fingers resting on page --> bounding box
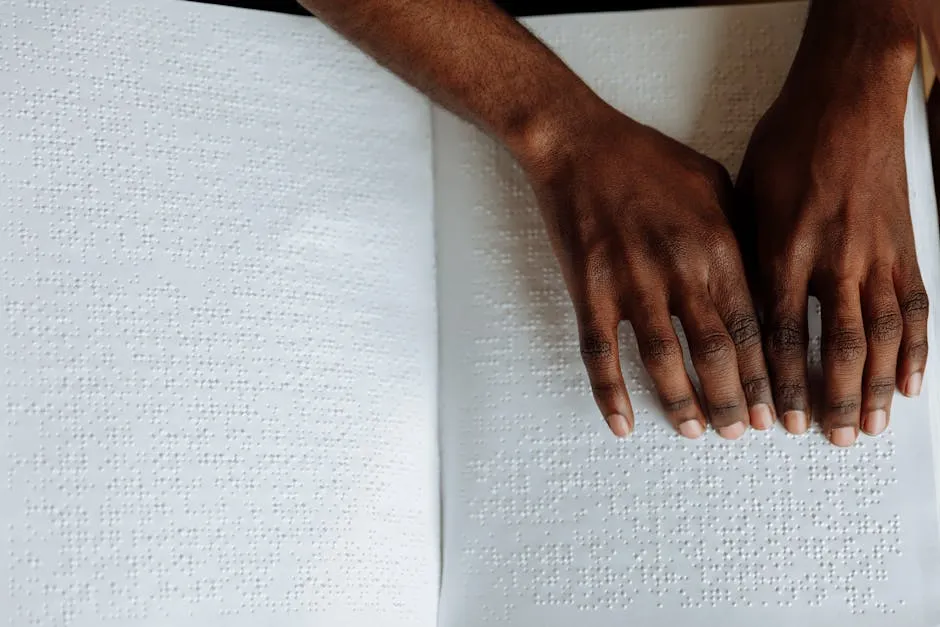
[520,104,773,442]
[734,25,928,447]
[520,29,928,446]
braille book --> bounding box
[2,1,939,626]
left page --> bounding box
[0,2,439,626]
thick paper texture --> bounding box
[434,4,940,626]
[0,2,439,626]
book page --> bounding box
[1,2,438,626]
[433,4,940,626]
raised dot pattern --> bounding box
[433,6,940,626]
[2,2,439,626]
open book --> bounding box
[2,1,940,626]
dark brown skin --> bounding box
[527,106,772,440]
[298,0,772,439]
[916,0,940,65]
[918,0,940,202]
[299,0,933,444]
[736,0,929,446]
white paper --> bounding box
[434,4,940,626]
[0,2,439,626]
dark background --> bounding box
[186,0,699,17]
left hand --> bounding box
[735,6,929,446]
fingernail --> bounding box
[717,421,746,440]
[830,426,857,447]
[783,410,808,435]
[905,372,923,397]
[864,409,887,435]
[607,413,631,438]
[750,403,774,430]
[678,419,704,439]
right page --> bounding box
[433,3,940,626]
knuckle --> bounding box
[867,309,903,343]
[725,312,762,349]
[590,380,624,396]
[824,326,866,363]
[688,161,725,196]
[766,316,805,358]
[672,260,709,287]
[824,257,860,282]
[900,290,930,323]
[709,399,743,418]
[579,259,614,296]
[905,338,929,362]
[580,331,614,365]
[771,243,812,281]
[661,394,695,413]
[741,375,771,400]
[816,229,859,277]
[705,232,738,263]
[775,380,808,408]
[868,376,896,398]
[828,397,861,416]
[691,331,735,365]
[639,332,682,365]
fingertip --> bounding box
[749,403,775,430]
[607,413,632,438]
[829,425,857,447]
[677,419,705,439]
[717,421,747,440]
[782,410,808,435]
[862,409,887,436]
[903,371,923,397]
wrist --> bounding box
[499,77,613,172]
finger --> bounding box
[578,311,634,438]
[895,268,929,397]
[677,293,750,438]
[710,265,775,430]
[764,271,811,435]
[629,292,707,439]
[820,281,867,447]
[860,268,903,436]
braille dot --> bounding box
[4,4,440,625]
[4,3,933,625]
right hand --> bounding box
[515,103,773,439]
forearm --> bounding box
[297,0,606,164]
[789,0,918,96]
[913,0,940,68]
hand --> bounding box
[301,0,775,440]
[735,19,928,446]
[516,102,774,439]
